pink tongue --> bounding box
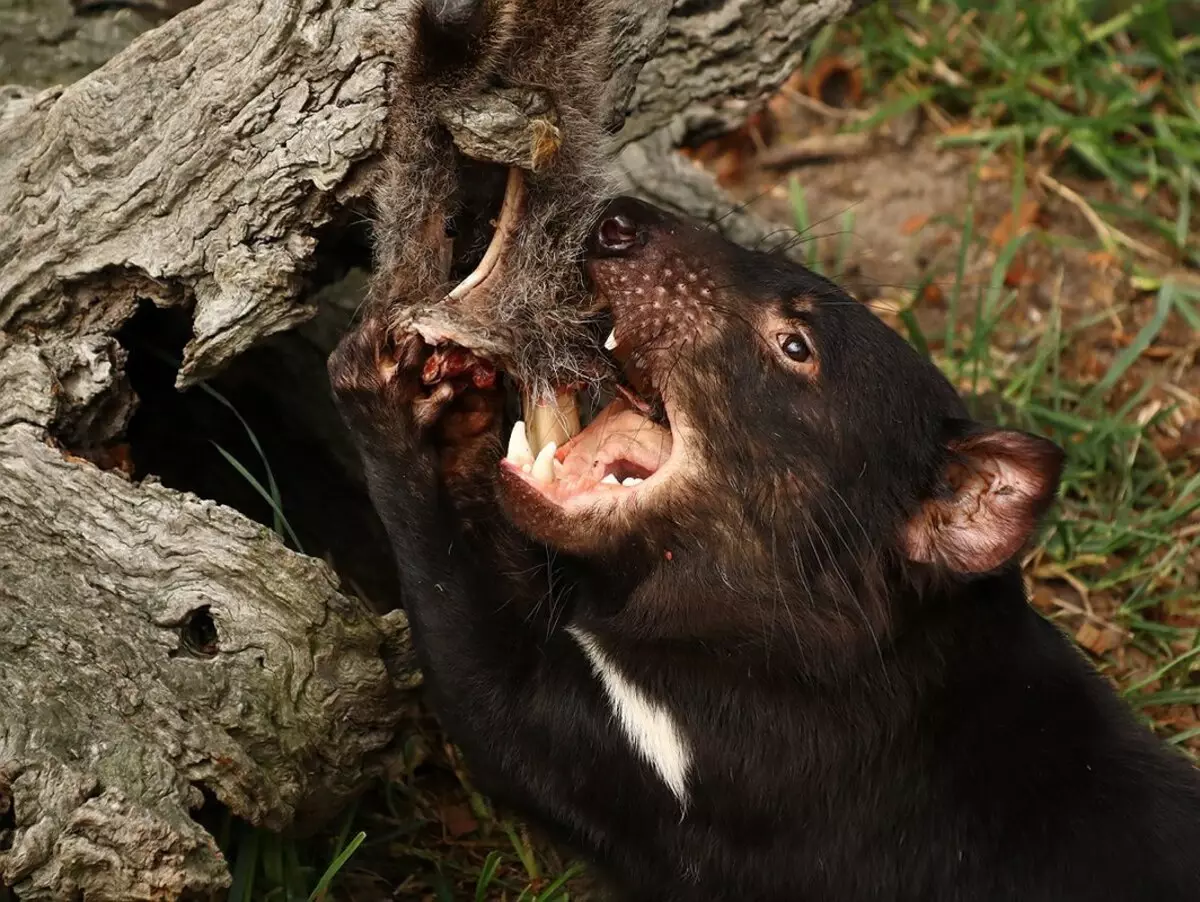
[556,398,672,484]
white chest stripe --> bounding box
[568,627,692,806]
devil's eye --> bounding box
[780,333,812,363]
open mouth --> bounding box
[500,374,676,513]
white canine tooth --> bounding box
[506,420,534,466]
[622,477,643,487]
[601,473,620,485]
[531,442,557,484]
[604,329,618,351]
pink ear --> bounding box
[903,428,1064,574]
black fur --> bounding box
[329,197,1200,900]
[413,0,494,77]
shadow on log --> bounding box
[0,0,864,897]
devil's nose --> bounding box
[588,197,654,257]
[598,214,637,252]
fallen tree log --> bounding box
[0,0,865,898]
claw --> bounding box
[414,381,459,429]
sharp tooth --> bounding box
[532,441,557,483]
[524,389,581,451]
[622,477,643,487]
[506,420,534,466]
[601,473,620,485]
[604,329,618,351]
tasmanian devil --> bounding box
[330,193,1200,900]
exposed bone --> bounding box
[406,321,511,362]
[400,167,528,362]
[448,167,526,303]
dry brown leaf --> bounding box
[1149,706,1198,734]
[712,150,746,185]
[1153,434,1184,459]
[990,199,1042,248]
[901,213,931,236]
[440,803,479,838]
[1141,346,1175,361]
[1163,608,1200,630]
[1081,354,1108,381]
[930,230,957,251]
[978,163,1010,182]
[921,282,945,306]
[1075,621,1123,656]
[1180,420,1200,453]
[1086,250,1119,270]
[1030,585,1058,613]
[1137,71,1164,94]
[1003,254,1039,287]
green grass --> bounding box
[219,813,364,902]
[813,0,1200,266]
[195,378,306,556]
[209,723,589,901]
[368,783,584,901]
[143,346,305,554]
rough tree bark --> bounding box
[0,0,864,898]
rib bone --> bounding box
[448,167,526,303]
